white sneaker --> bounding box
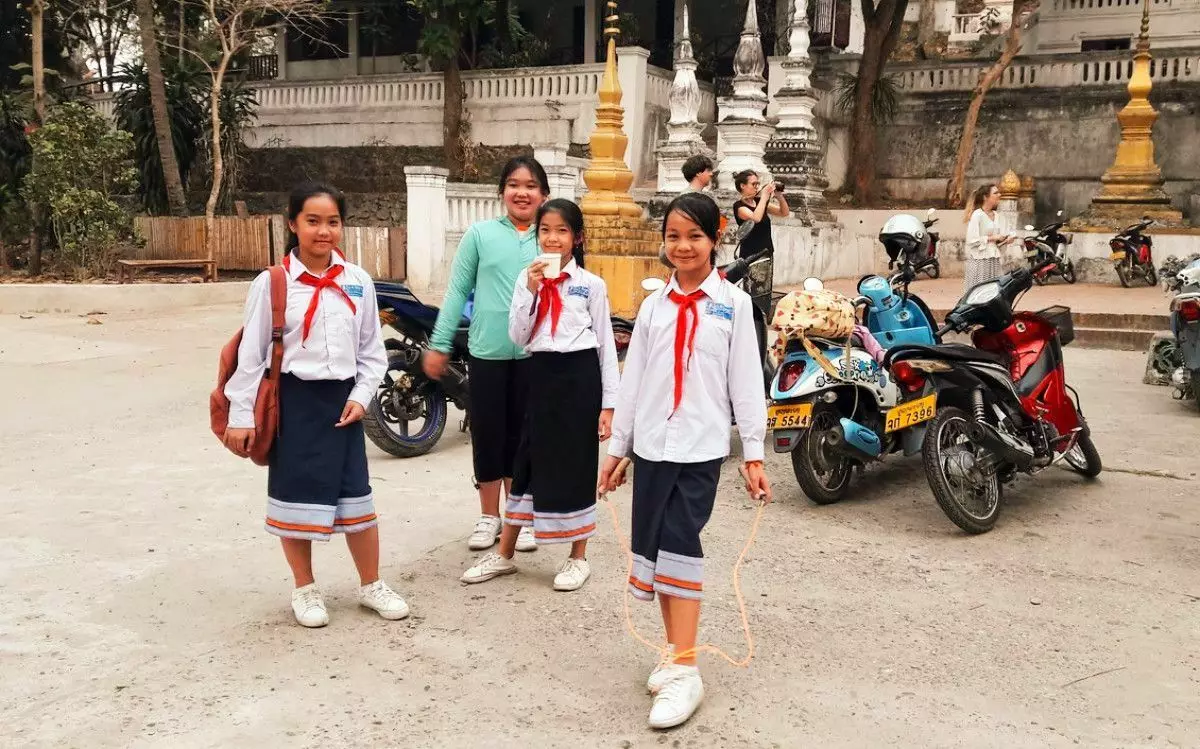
[552,558,591,591]
[467,515,502,550]
[291,583,329,628]
[515,525,538,552]
[648,665,704,729]
[460,551,518,584]
[358,580,410,621]
[646,646,676,694]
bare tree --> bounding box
[136,0,189,215]
[59,0,138,91]
[171,0,330,278]
[849,0,909,205]
[29,0,46,275]
[945,4,1034,208]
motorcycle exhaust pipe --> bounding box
[826,419,883,462]
[965,420,1035,471]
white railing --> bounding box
[953,13,983,35]
[1052,0,1179,11]
[445,183,503,240]
[698,81,717,122]
[93,93,116,119]
[646,67,674,111]
[883,48,1200,92]
[253,63,606,113]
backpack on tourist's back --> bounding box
[209,265,287,466]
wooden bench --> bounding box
[118,258,217,283]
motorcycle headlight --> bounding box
[965,281,1001,305]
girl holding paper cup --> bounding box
[460,198,619,592]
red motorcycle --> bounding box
[1110,218,1157,288]
[884,263,1102,533]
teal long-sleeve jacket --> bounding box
[430,216,539,360]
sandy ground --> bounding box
[1,305,1197,749]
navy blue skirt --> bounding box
[265,374,377,541]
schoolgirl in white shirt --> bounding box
[598,192,771,730]
[223,182,409,628]
[461,198,619,592]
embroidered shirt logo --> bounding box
[705,301,734,320]
[567,285,590,299]
[342,284,365,298]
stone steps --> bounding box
[930,308,1170,351]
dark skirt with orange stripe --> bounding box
[505,349,600,544]
[265,374,378,541]
[628,456,722,601]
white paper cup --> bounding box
[538,253,562,279]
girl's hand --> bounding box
[527,260,547,293]
[223,427,256,458]
[336,401,365,427]
[597,455,626,497]
[743,460,772,503]
[423,350,449,380]
[762,182,776,199]
[598,409,614,441]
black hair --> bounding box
[733,169,758,193]
[662,192,721,268]
[286,181,346,251]
[681,154,714,183]
[498,155,550,197]
[536,198,586,269]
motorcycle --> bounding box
[885,208,942,280]
[887,261,1102,534]
[1022,211,1077,285]
[767,259,940,504]
[1110,218,1158,288]
[366,282,473,458]
[1165,257,1200,407]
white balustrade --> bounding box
[646,67,674,111]
[445,183,504,239]
[873,48,1200,92]
[252,63,605,113]
[1052,0,1178,11]
[698,81,717,122]
[92,93,116,120]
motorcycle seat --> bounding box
[885,343,1004,367]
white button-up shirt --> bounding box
[223,252,387,429]
[509,260,620,409]
[608,269,767,463]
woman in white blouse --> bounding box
[963,183,1015,291]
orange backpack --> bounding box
[209,265,287,466]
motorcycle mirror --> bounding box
[641,277,667,292]
[926,208,937,218]
[802,277,825,292]
[1024,225,1035,231]
[1056,210,1064,217]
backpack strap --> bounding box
[265,265,288,385]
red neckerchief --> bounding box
[667,288,707,415]
[282,252,357,343]
[531,274,569,339]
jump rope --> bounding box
[597,457,769,668]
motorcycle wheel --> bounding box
[1146,264,1159,287]
[790,404,854,505]
[1062,262,1077,284]
[921,406,1002,534]
[1063,431,1102,478]
[363,348,449,458]
[1116,261,1131,288]
[926,263,941,280]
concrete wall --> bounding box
[820,77,1200,223]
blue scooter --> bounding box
[1166,258,1200,407]
[768,254,939,504]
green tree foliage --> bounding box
[114,59,205,214]
[0,90,33,245]
[21,102,137,275]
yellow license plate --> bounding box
[884,394,937,434]
[1110,251,1127,261]
[767,402,813,430]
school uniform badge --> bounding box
[342,284,365,298]
[704,301,734,321]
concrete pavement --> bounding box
[1,304,1197,748]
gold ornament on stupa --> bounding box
[579,1,643,218]
[1078,2,1184,226]
[999,169,1021,200]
